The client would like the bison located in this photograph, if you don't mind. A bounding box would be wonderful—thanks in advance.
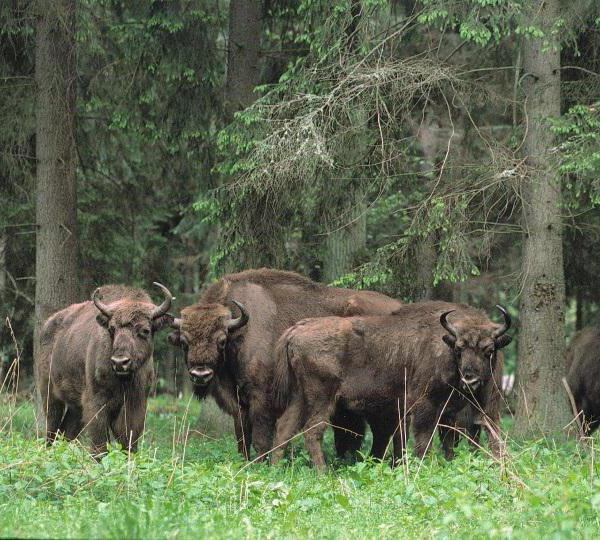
[566,326,600,435]
[167,268,402,458]
[35,283,173,456]
[270,301,511,471]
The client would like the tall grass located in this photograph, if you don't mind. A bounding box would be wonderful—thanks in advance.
[1,394,599,539]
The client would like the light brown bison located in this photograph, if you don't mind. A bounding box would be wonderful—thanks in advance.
[270,301,511,471]
[566,326,600,434]
[167,268,402,458]
[35,283,173,456]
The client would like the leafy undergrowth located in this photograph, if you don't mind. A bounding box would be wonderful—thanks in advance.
[1,396,599,539]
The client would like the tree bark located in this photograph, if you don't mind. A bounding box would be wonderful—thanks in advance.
[412,108,439,300]
[224,0,262,120]
[323,189,367,283]
[321,1,367,284]
[513,0,572,438]
[34,0,79,354]
[0,233,6,299]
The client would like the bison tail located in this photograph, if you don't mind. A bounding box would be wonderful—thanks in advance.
[272,334,296,411]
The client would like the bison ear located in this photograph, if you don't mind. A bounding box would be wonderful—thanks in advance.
[494,334,512,349]
[96,313,110,328]
[152,313,175,333]
[167,331,181,346]
[442,335,456,349]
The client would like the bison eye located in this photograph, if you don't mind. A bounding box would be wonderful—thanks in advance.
[454,348,462,358]
[138,328,151,339]
[217,335,227,350]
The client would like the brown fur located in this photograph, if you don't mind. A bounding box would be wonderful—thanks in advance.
[566,326,600,434]
[271,301,509,471]
[438,351,504,458]
[168,268,402,458]
[35,285,172,456]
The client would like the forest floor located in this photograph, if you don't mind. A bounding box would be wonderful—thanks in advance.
[1,394,599,539]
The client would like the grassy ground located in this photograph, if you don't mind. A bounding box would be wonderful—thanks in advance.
[1,394,599,539]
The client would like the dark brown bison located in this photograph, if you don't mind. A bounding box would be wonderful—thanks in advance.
[270,301,511,471]
[35,283,173,456]
[167,268,402,458]
[566,326,600,435]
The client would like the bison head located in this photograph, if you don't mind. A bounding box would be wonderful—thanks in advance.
[92,282,173,376]
[168,300,248,386]
[440,305,512,392]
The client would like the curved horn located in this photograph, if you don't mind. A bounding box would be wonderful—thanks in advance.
[440,310,458,338]
[92,288,114,318]
[151,282,173,319]
[492,304,511,338]
[227,300,249,332]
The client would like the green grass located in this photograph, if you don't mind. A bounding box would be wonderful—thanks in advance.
[1,395,599,539]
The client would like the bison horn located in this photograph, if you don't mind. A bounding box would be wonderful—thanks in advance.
[492,304,511,338]
[227,300,249,332]
[92,288,114,318]
[151,282,173,319]
[440,310,458,338]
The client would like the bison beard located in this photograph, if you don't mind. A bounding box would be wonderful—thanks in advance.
[167,268,402,459]
[35,283,173,456]
[271,301,511,471]
[566,326,600,435]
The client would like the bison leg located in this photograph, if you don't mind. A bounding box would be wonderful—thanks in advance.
[392,414,411,464]
[412,402,439,459]
[111,393,148,453]
[82,395,111,458]
[271,393,304,465]
[60,406,83,441]
[249,394,275,459]
[41,395,65,446]
[36,373,64,445]
[438,421,460,460]
[302,400,337,473]
[233,407,252,460]
[482,416,505,458]
[332,408,366,460]
[367,412,395,461]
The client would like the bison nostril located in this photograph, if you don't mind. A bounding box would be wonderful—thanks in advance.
[111,356,132,372]
[189,368,214,385]
[460,375,480,389]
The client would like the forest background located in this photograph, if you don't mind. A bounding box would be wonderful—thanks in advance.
[1,0,600,438]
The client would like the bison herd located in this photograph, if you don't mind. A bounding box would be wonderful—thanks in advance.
[35,268,598,470]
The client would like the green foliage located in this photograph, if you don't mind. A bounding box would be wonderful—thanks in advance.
[2,398,600,538]
[552,104,600,206]
[1,1,227,360]
[417,0,525,46]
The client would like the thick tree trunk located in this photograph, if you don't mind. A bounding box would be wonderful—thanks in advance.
[322,3,367,284]
[413,108,439,300]
[323,189,367,283]
[513,0,571,438]
[224,0,262,120]
[34,0,79,355]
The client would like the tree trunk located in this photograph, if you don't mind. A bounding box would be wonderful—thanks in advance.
[323,189,367,283]
[322,1,367,284]
[412,108,439,300]
[0,233,6,299]
[34,0,79,354]
[513,0,571,438]
[575,287,583,331]
[224,0,262,120]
